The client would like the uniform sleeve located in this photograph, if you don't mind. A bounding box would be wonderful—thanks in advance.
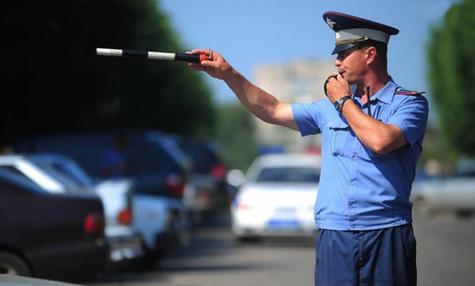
[387,96,429,146]
[291,101,326,136]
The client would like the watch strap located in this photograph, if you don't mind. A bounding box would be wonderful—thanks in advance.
[337,95,352,112]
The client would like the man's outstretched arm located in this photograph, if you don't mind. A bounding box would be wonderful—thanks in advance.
[188,49,298,131]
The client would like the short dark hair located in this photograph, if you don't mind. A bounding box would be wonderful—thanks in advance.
[359,40,388,69]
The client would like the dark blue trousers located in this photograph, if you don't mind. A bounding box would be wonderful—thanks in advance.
[315,224,417,286]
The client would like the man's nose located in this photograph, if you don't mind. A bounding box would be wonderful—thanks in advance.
[335,58,341,67]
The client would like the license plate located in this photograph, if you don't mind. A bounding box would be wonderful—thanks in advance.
[276,207,296,214]
[267,219,300,229]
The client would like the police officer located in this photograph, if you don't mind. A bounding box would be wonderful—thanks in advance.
[190,11,428,286]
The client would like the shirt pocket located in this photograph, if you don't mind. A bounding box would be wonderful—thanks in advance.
[327,118,350,157]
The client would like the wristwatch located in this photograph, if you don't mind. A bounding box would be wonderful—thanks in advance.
[334,95,352,112]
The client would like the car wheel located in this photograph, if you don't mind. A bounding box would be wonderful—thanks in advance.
[0,252,32,276]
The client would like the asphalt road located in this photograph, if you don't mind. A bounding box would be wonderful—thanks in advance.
[92,212,475,286]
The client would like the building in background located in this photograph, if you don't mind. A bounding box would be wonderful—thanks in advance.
[253,58,335,153]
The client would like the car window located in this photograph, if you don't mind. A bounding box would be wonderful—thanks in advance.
[0,166,39,186]
[26,158,92,193]
[454,158,475,177]
[0,170,47,194]
[453,171,475,178]
[158,138,189,168]
[255,167,320,183]
[54,161,92,186]
[183,147,218,174]
[36,160,93,188]
[128,140,183,175]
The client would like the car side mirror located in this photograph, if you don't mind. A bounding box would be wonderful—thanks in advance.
[225,169,246,200]
[226,169,246,188]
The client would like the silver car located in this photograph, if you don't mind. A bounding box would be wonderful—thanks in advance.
[411,159,475,219]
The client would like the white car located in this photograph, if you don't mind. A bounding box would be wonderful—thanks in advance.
[231,153,321,240]
[94,178,190,263]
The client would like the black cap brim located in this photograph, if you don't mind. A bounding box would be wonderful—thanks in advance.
[332,43,358,55]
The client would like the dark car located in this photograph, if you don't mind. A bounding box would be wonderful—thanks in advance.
[0,170,108,282]
[0,154,145,267]
[176,138,229,221]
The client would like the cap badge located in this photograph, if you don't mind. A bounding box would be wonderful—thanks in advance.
[335,32,341,41]
[326,17,336,29]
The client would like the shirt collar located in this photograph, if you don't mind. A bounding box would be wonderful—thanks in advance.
[353,77,397,104]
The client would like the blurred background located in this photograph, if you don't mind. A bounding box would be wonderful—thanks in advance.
[0,0,474,285]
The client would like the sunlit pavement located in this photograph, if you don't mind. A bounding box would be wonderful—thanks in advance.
[92,211,475,286]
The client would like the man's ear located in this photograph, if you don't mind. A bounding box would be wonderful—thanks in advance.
[365,46,377,65]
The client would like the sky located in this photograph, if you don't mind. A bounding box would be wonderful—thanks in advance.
[158,0,454,104]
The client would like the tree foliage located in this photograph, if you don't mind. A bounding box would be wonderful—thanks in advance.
[427,0,475,157]
[0,0,215,143]
[215,103,257,171]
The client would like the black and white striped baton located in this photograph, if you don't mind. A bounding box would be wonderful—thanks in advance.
[96,48,210,63]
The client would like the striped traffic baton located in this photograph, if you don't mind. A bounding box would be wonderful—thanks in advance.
[96,48,210,63]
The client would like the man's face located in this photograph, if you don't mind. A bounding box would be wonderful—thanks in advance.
[335,46,369,84]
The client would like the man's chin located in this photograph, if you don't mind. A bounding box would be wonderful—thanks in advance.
[344,76,355,84]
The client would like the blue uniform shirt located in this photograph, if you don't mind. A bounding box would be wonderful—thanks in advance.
[292,79,428,230]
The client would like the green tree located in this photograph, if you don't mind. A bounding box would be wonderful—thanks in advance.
[0,0,214,143]
[216,103,257,171]
[427,0,475,158]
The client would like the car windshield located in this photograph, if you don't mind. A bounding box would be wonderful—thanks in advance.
[255,167,319,183]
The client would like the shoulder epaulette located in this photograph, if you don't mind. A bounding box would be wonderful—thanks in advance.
[395,87,425,96]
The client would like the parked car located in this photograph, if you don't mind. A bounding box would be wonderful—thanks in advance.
[176,138,228,221]
[0,154,145,266]
[27,154,146,264]
[14,131,191,260]
[411,159,475,219]
[0,170,107,281]
[231,153,320,241]
[95,178,190,265]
